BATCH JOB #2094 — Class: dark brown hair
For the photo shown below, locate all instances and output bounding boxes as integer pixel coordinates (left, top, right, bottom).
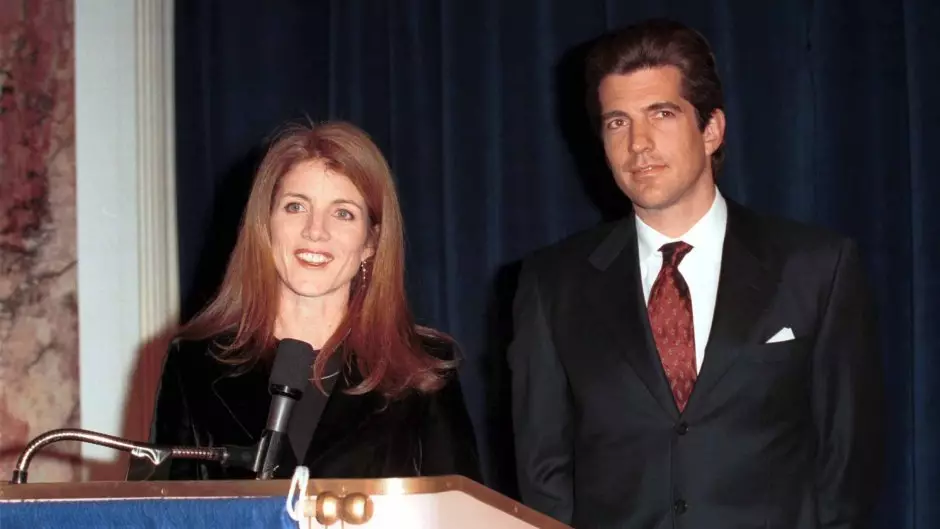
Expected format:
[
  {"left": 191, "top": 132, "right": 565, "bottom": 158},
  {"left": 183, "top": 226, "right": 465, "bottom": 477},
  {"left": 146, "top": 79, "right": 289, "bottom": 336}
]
[
  {"left": 585, "top": 18, "right": 725, "bottom": 171},
  {"left": 180, "top": 121, "right": 455, "bottom": 398}
]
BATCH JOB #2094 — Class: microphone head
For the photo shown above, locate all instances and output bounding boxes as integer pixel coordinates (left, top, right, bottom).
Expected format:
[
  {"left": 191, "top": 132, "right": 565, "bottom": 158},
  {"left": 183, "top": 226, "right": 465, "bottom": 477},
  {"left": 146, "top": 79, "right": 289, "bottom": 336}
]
[{"left": 270, "top": 338, "right": 313, "bottom": 396}]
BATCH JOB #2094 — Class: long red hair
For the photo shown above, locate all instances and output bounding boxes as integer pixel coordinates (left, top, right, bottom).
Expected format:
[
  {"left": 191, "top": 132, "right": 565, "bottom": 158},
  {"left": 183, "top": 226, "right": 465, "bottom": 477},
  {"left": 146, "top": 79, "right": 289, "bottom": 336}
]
[{"left": 180, "top": 121, "right": 454, "bottom": 398}]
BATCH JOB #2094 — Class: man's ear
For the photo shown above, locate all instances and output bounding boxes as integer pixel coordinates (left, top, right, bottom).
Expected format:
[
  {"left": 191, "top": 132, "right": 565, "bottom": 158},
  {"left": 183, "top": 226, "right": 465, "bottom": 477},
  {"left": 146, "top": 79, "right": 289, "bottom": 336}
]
[{"left": 703, "top": 108, "right": 726, "bottom": 157}]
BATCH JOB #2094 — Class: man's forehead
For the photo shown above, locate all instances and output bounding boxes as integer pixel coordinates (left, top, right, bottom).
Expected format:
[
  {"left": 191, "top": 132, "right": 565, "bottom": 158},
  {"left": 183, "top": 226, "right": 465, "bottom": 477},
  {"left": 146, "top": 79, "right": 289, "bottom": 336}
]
[{"left": 599, "top": 68, "right": 688, "bottom": 108}]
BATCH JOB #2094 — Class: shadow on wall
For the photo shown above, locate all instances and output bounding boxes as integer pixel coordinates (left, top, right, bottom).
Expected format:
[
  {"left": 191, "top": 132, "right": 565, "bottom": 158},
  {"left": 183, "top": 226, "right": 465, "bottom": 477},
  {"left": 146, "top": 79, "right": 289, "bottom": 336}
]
[
  {"left": 180, "top": 146, "right": 266, "bottom": 324},
  {"left": 555, "top": 36, "right": 632, "bottom": 223},
  {"left": 0, "top": 324, "right": 176, "bottom": 483},
  {"left": 477, "top": 36, "right": 631, "bottom": 498},
  {"left": 480, "top": 260, "right": 522, "bottom": 498},
  {"left": 94, "top": 324, "right": 180, "bottom": 481}
]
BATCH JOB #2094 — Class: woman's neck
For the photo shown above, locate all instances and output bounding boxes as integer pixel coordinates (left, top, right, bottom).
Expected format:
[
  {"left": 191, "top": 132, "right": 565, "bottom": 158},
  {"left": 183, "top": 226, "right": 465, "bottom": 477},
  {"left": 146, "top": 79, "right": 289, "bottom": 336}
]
[{"left": 274, "top": 288, "right": 349, "bottom": 349}]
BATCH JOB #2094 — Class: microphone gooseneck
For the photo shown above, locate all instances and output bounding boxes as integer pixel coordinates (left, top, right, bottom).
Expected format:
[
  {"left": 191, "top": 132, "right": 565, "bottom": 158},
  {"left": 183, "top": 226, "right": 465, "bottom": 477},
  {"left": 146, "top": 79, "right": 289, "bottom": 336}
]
[{"left": 9, "top": 428, "right": 239, "bottom": 484}]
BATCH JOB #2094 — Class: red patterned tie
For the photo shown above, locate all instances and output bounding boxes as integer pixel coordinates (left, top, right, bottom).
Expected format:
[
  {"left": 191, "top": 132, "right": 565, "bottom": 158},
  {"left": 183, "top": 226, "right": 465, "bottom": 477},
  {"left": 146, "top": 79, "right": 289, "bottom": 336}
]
[{"left": 647, "top": 241, "right": 696, "bottom": 412}]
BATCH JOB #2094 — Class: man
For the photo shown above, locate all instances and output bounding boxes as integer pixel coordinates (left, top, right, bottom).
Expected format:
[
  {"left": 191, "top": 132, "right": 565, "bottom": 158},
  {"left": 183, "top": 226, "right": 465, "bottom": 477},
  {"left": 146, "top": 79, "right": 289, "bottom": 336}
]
[{"left": 508, "top": 19, "right": 884, "bottom": 529}]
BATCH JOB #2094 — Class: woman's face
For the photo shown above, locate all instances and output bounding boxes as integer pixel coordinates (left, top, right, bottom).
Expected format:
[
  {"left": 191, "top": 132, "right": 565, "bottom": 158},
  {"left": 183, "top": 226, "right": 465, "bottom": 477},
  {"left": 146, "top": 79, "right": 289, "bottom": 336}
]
[{"left": 269, "top": 160, "right": 374, "bottom": 301}]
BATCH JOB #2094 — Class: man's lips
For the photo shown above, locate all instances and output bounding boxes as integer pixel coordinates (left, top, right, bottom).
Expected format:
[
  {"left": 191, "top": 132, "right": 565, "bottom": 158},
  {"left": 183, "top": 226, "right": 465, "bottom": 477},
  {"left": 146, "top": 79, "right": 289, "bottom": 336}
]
[{"left": 629, "top": 163, "right": 667, "bottom": 176}]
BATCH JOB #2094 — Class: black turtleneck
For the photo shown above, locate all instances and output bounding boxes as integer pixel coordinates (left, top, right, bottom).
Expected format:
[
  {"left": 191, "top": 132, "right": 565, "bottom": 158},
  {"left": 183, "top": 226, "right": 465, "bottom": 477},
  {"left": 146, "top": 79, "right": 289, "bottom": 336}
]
[{"left": 285, "top": 349, "right": 343, "bottom": 462}]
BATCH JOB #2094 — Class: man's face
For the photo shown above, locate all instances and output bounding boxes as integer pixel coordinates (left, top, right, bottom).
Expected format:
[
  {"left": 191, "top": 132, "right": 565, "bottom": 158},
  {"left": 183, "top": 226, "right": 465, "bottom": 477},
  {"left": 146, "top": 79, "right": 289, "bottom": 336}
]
[{"left": 598, "top": 66, "right": 724, "bottom": 222}]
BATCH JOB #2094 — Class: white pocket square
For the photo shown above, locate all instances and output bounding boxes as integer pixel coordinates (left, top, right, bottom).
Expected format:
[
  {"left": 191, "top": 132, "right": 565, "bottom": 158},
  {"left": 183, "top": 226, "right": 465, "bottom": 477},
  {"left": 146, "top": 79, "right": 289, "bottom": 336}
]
[{"left": 766, "top": 327, "right": 795, "bottom": 344}]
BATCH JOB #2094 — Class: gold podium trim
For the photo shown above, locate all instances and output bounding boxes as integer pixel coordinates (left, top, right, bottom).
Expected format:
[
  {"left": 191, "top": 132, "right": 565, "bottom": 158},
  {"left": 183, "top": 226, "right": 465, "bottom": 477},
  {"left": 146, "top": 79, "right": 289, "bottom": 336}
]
[{"left": 0, "top": 476, "right": 570, "bottom": 529}]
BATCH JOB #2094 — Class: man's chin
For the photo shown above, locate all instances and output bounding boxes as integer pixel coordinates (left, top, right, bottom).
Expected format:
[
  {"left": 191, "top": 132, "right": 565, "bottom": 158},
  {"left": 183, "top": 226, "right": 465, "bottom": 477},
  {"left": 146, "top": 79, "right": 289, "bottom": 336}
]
[
  {"left": 628, "top": 193, "right": 682, "bottom": 213},
  {"left": 627, "top": 182, "right": 713, "bottom": 215}
]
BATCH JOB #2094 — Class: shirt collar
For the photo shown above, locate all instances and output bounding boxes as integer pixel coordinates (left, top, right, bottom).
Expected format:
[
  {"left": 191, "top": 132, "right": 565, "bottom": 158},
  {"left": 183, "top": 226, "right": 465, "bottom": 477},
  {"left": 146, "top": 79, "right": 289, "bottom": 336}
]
[{"left": 635, "top": 187, "right": 728, "bottom": 263}]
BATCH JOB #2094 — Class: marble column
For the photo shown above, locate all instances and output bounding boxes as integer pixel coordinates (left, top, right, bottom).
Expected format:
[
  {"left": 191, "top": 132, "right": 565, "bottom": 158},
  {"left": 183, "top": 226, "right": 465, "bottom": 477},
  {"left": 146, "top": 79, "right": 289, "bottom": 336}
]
[{"left": 0, "top": 0, "right": 79, "bottom": 482}]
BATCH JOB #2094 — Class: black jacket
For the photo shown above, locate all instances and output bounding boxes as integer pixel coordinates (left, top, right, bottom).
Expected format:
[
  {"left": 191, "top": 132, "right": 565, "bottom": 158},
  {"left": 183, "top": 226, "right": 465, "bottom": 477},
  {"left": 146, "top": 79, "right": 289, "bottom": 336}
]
[
  {"left": 509, "top": 200, "right": 884, "bottom": 528},
  {"left": 129, "top": 335, "right": 482, "bottom": 482}
]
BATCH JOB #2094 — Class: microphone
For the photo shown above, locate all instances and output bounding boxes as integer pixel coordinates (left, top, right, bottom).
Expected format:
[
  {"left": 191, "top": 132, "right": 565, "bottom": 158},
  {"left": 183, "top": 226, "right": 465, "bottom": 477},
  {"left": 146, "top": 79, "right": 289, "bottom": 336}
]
[
  {"left": 8, "top": 428, "right": 257, "bottom": 484},
  {"left": 253, "top": 338, "right": 312, "bottom": 480}
]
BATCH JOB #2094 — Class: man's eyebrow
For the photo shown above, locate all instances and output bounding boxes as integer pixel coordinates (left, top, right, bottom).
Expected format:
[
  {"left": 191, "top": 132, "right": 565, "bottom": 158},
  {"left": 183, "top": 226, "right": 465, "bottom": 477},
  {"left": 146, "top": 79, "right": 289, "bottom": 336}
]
[
  {"left": 600, "top": 109, "right": 630, "bottom": 121},
  {"left": 644, "top": 101, "right": 682, "bottom": 112}
]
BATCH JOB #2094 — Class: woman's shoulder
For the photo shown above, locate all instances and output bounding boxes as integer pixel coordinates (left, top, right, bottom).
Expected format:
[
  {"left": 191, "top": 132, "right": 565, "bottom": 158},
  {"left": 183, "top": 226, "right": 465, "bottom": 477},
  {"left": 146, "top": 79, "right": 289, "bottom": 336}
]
[
  {"left": 166, "top": 333, "right": 218, "bottom": 359},
  {"left": 163, "top": 332, "right": 245, "bottom": 374}
]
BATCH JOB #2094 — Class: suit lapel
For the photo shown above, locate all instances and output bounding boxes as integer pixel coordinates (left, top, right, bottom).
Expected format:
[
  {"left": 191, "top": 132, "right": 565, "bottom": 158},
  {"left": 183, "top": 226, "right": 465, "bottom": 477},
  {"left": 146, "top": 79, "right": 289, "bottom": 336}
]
[
  {"left": 586, "top": 216, "right": 680, "bottom": 419},
  {"left": 686, "top": 202, "right": 779, "bottom": 412}
]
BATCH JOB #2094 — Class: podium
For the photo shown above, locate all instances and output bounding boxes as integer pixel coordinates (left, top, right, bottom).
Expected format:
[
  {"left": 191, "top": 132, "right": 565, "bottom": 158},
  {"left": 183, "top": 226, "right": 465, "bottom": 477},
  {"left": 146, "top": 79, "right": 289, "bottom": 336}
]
[{"left": 0, "top": 475, "right": 571, "bottom": 529}]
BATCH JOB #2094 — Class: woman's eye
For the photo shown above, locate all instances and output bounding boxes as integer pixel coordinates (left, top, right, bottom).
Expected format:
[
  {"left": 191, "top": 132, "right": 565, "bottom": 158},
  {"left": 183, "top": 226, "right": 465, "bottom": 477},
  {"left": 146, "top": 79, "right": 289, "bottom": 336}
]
[
  {"left": 335, "top": 208, "right": 355, "bottom": 221},
  {"left": 285, "top": 202, "right": 305, "bottom": 213}
]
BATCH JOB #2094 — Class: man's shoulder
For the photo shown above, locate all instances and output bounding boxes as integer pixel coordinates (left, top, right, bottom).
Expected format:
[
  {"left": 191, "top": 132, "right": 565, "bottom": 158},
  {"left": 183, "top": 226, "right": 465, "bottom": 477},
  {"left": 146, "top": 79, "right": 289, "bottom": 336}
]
[{"left": 729, "top": 200, "right": 856, "bottom": 258}]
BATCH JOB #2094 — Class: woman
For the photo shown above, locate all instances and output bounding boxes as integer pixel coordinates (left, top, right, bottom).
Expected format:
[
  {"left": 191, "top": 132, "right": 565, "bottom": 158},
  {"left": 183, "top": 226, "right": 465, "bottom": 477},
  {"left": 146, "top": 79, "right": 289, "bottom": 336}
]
[{"left": 131, "top": 121, "right": 481, "bottom": 482}]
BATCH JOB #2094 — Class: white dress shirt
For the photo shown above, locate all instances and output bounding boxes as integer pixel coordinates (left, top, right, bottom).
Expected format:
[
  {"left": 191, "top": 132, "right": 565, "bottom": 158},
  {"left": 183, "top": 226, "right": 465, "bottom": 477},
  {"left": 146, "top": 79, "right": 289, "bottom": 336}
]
[{"left": 636, "top": 189, "right": 728, "bottom": 373}]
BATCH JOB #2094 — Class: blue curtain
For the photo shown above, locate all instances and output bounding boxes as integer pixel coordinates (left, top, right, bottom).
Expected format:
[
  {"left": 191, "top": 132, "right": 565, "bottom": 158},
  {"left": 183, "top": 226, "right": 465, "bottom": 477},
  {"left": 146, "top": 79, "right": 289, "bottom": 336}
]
[{"left": 174, "top": 1, "right": 940, "bottom": 526}]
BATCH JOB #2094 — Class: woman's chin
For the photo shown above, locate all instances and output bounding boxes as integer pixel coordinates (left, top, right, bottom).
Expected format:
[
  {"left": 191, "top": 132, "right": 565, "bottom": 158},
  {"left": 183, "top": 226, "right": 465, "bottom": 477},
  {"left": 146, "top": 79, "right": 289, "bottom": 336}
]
[{"left": 281, "top": 281, "right": 351, "bottom": 300}]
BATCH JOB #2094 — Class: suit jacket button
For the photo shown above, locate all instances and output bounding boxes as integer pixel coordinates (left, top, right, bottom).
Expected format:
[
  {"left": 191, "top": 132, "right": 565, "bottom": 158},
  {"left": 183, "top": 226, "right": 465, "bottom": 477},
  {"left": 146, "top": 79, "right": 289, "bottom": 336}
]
[
  {"left": 675, "top": 422, "right": 689, "bottom": 435},
  {"left": 674, "top": 499, "right": 688, "bottom": 514}
]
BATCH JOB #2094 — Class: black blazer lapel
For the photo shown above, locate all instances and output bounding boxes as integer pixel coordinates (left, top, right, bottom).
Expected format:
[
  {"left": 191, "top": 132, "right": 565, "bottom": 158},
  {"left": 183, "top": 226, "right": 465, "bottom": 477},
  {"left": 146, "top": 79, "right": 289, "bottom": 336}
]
[
  {"left": 687, "top": 202, "right": 780, "bottom": 411},
  {"left": 209, "top": 356, "right": 272, "bottom": 446},
  {"left": 586, "top": 217, "right": 680, "bottom": 419}
]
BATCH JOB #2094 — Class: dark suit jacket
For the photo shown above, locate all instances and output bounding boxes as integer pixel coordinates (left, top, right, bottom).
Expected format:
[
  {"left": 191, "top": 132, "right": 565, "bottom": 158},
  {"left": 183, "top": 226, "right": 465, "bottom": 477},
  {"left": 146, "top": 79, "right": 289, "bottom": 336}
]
[
  {"left": 128, "top": 335, "right": 482, "bottom": 482},
  {"left": 508, "top": 200, "right": 884, "bottom": 529}
]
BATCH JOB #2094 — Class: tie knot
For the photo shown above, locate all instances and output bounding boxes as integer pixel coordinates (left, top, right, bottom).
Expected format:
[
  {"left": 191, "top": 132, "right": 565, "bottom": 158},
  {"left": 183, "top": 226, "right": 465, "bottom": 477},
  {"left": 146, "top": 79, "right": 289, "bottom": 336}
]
[{"left": 659, "top": 241, "right": 693, "bottom": 269}]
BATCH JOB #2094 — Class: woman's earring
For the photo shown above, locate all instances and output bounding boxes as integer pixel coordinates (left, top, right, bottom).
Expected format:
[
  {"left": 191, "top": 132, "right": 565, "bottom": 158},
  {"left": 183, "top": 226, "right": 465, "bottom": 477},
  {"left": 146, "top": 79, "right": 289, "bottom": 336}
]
[{"left": 359, "top": 260, "right": 368, "bottom": 287}]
